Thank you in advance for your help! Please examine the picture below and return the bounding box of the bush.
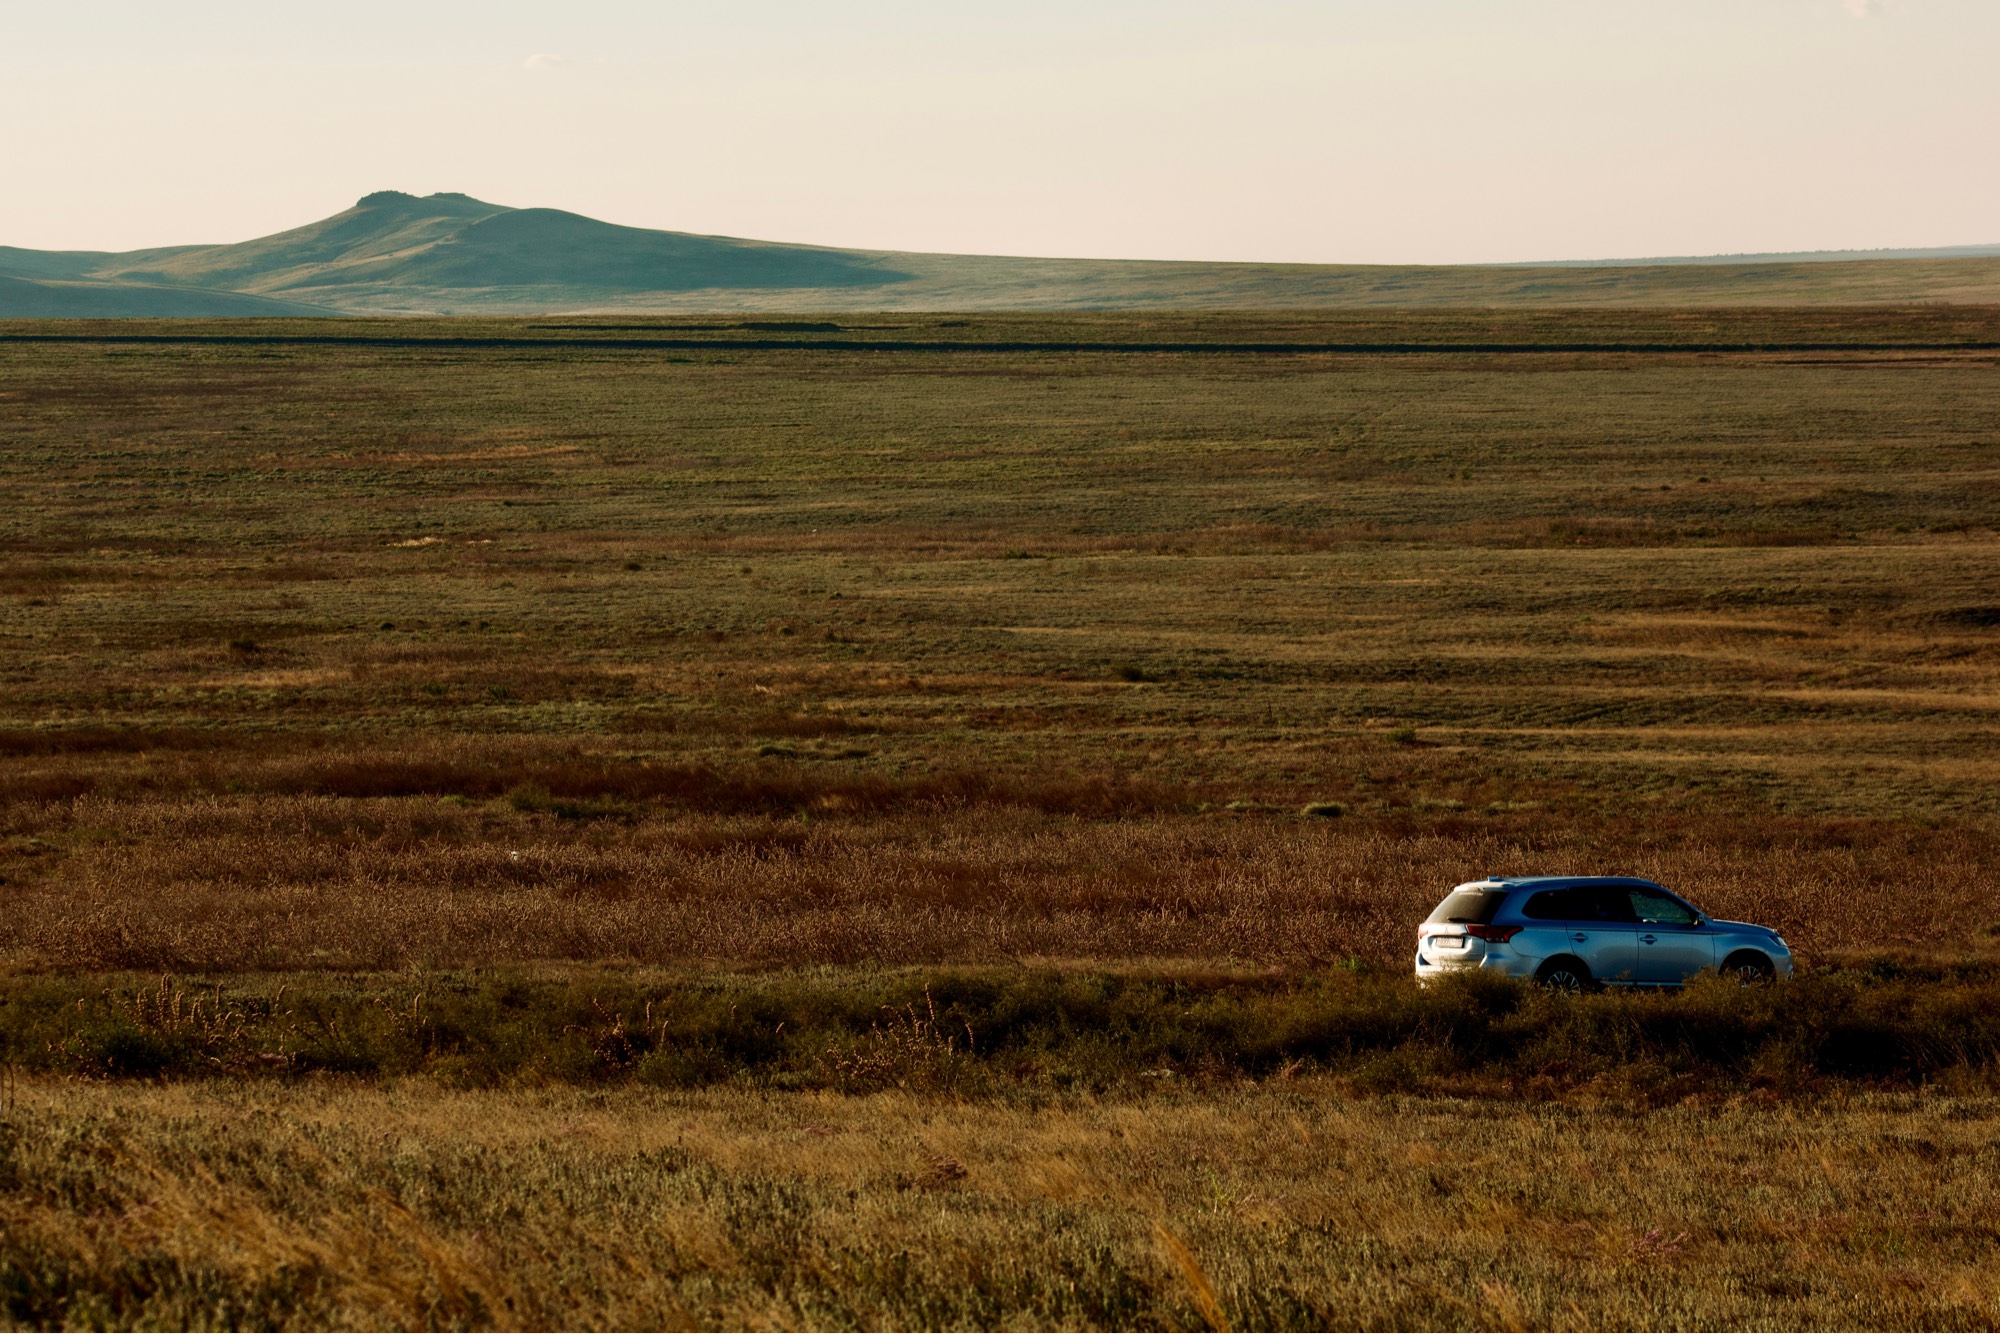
[504,783,636,822]
[11,965,2000,1098]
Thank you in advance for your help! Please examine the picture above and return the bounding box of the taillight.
[1465,924,1523,944]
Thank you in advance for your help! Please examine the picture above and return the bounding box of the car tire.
[1722,951,1776,986]
[1535,957,1592,992]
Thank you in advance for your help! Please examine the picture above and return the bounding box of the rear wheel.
[1535,957,1592,992]
[1723,951,1776,986]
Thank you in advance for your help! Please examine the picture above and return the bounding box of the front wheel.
[1722,951,1776,986]
[1535,957,1592,992]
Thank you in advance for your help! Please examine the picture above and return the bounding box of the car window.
[1425,889,1504,925]
[1520,889,1574,920]
[1629,890,1698,926]
[1578,888,1639,923]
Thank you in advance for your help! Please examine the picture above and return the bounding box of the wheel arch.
[1534,955,1593,989]
[1722,948,1776,976]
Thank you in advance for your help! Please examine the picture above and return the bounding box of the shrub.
[505,783,636,822]
[11,965,2000,1099]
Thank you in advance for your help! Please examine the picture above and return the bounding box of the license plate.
[1434,935,1468,949]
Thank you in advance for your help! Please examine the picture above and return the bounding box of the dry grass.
[1,311,1999,972]
[4,1079,2000,1328]
[4,311,1999,1326]
[0,794,1993,971]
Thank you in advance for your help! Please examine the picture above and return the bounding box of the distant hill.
[4,190,1999,316]
[1522,243,2000,267]
[0,275,332,317]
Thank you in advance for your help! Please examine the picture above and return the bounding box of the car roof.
[1450,876,1668,893]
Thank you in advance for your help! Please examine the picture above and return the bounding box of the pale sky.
[2,0,1995,264]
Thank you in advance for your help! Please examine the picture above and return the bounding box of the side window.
[1520,890,1573,920]
[1580,889,1639,923]
[1629,891,1698,926]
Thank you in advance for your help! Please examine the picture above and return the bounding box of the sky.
[2,0,1995,264]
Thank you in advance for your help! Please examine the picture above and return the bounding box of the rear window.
[1426,888,1505,925]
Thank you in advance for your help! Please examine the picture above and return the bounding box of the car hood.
[1708,919,1784,940]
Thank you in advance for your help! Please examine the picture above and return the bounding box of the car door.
[1514,888,1588,970]
[1566,887,1638,984]
[1628,889,1715,983]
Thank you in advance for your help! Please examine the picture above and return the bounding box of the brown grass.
[4,311,2000,1327]
[4,1080,1999,1329]
[0,794,1993,972]
[0,311,1998,973]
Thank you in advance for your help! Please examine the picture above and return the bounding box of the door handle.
[1640,934,1657,944]
[1570,933,1588,942]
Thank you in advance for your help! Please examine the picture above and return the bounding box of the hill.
[4,190,1999,316]
[0,275,332,317]
[1525,242,2000,266]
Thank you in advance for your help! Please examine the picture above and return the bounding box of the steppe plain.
[4,309,2000,1327]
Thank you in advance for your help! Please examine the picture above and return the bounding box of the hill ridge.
[4,191,1999,316]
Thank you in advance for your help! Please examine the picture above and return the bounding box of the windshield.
[1425,888,1505,925]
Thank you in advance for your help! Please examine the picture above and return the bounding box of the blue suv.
[1415,876,1793,989]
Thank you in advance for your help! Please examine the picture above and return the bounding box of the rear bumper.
[1417,943,1797,985]
[1413,950,1537,983]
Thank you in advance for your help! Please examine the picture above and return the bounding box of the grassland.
[9,186,2000,314]
[4,309,2000,1327]
[8,1080,2000,1329]
[4,310,2000,970]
